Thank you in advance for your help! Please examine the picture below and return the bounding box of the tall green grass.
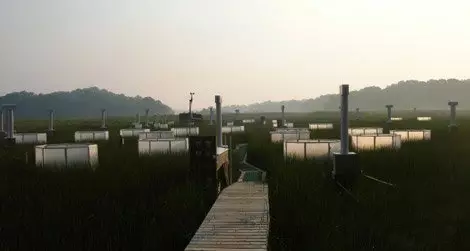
[247,116,470,250]
[0,120,223,250]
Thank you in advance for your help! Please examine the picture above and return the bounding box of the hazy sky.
[1,0,469,110]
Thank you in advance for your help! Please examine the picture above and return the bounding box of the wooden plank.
[185,182,269,251]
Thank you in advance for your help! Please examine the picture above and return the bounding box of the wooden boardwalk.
[185,181,269,251]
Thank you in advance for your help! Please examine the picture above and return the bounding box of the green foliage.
[0,87,173,119]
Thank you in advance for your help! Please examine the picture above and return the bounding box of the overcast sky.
[1,0,469,110]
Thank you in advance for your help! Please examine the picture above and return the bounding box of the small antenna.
[188,92,195,127]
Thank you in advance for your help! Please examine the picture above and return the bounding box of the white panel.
[299,132,310,139]
[83,132,94,141]
[285,142,305,159]
[35,147,44,166]
[271,131,310,143]
[349,128,383,136]
[75,131,109,142]
[394,135,402,148]
[66,148,90,167]
[139,131,174,140]
[138,140,151,155]
[283,133,300,141]
[352,135,373,150]
[139,139,188,155]
[275,128,310,134]
[44,149,67,166]
[271,133,283,142]
[14,133,47,144]
[391,130,431,142]
[222,126,245,133]
[352,135,400,150]
[120,129,150,137]
[37,133,47,143]
[152,141,171,153]
[375,136,393,149]
[417,117,432,121]
[408,131,424,141]
[390,130,409,141]
[309,123,333,130]
[306,142,330,158]
[171,127,199,137]
[364,128,383,134]
[88,145,99,167]
[13,134,24,143]
[423,130,431,140]
[284,140,340,159]
[170,140,188,152]
[329,141,341,155]
[23,134,36,143]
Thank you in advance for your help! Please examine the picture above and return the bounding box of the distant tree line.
[0,87,173,119]
[199,79,470,113]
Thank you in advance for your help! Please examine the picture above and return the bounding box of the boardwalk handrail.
[238,144,267,182]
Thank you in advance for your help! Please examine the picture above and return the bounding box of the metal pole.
[101,109,107,129]
[281,105,285,127]
[189,92,195,127]
[448,101,458,126]
[0,109,3,132]
[340,85,349,155]
[145,109,150,127]
[1,105,16,139]
[386,105,393,122]
[209,107,214,125]
[215,95,222,147]
[48,109,54,131]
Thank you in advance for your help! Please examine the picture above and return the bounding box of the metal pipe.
[281,105,285,127]
[48,109,54,131]
[209,107,214,125]
[386,105,393,122]
[145,109,150,126]
[0,109,4,132]
[101,109,107,128]
[215,95,222,147]
[448,101,458,126]
[2,105,16,139]
[340,85,349,155]
[189,92,195,127]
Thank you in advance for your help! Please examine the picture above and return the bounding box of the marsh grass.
[247,115,470,250]
[0,120,218,250]
[3,114,469,250]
